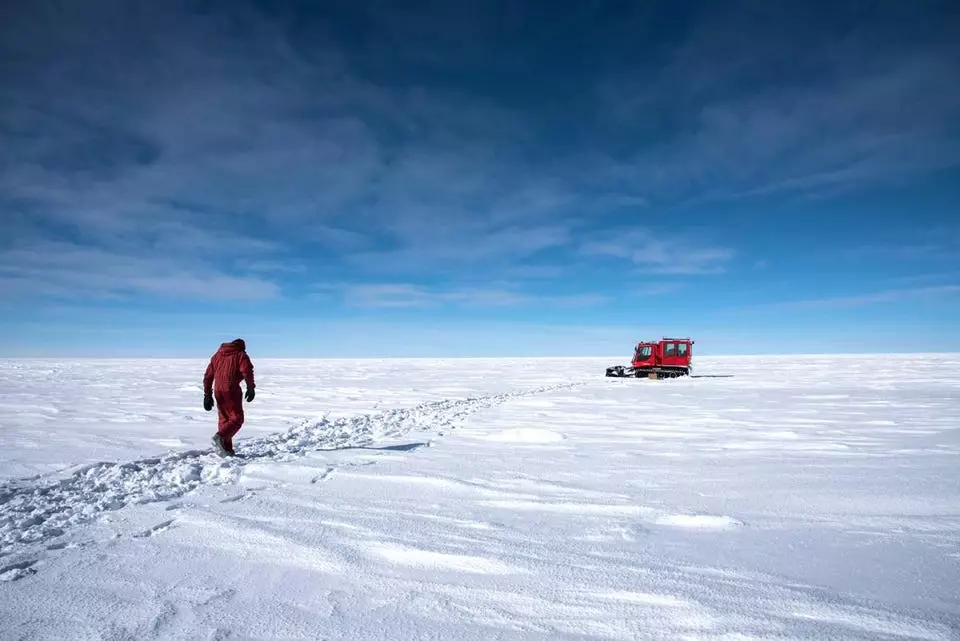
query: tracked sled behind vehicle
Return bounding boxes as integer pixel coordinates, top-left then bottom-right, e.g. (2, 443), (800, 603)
(605, 338), (694, 379)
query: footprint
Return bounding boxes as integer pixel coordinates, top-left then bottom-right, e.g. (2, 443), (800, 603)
(46, 541), (78, 551)
(0, 559), (37, 582)
(219, 491), (254, 504)
(133, 519), (176, 539)
(311, 467), (336, 484)
(45, 540), (92, 551)
(196, 587), (238, 607)
(208, 628), (234, 641)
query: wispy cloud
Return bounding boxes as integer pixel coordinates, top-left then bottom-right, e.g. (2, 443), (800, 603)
(635, 282), (684, 296)
(245, 260), (307, 275)
(848, 245), (943, 260)
(888, 273), (960, 287)
(0, 1), (600, 297)
(504, 265), (568, 280)
(754, 285), (960, 311)
(0, 242), (280, 302)
(581, 228), (735, 275)
(595, 4), (960, 203)
(1, 0), (955, 317)
(349, 223), (576, 277)
(843, 235), (960, 263)
(319, 282), (610, 309)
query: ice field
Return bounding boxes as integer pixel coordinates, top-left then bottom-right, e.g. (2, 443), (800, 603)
(0, 355), (958, 640)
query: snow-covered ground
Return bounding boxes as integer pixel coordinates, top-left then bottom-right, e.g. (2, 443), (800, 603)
(1, 355), (958, 640)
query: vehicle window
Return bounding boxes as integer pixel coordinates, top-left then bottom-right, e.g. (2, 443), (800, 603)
(638, 346), (652, 358)
(678, 343), (688, 357)
(664, 343), (676, 357)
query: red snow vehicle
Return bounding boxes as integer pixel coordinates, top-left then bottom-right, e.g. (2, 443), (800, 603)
(605, 337), (694, 379)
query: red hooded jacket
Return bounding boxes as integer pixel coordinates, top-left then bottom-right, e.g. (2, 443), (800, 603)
(203, 339), (255, 396)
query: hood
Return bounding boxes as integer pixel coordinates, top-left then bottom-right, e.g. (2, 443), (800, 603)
(219, 338), (246, 353)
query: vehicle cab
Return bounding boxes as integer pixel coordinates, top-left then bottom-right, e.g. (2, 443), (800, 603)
(659, 338), (693, 370)
(631, 342), (657, 368)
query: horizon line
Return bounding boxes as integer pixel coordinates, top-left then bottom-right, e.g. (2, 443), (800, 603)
(1, 352), (957, 360)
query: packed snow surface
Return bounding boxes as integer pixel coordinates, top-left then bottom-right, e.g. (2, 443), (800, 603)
(0, 354), (958, 640)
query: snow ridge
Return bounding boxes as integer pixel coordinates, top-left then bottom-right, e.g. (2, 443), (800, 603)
(0, 382), (577, 557)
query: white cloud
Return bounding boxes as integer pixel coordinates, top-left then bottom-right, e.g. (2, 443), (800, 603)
(752, 285), (960, 311)
(0, 2), (594, 293)
(245, 260), (307, 274)
(3, 0), (954, 311)
(635, 282), (684, 296)
(595, 6), (960, 203)
(505, 265), (567, 280)
(581, 228), (734, 275)
(0, 242), (280, 302)
(324, 282), (610, 309)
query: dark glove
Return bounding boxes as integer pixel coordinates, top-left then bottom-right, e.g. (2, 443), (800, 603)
(203, 394), (214, 411)
(245, 388), (255, 403)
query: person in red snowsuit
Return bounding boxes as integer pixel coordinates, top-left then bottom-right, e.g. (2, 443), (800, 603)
(203, 338), (255, 455)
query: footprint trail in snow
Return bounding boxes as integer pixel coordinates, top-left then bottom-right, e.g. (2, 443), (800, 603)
(0, 382), (579, 556)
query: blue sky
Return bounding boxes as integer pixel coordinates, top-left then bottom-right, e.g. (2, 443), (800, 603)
(1, 0), (958, 357)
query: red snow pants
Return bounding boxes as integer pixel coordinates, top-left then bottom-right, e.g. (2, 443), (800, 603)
(215, 387), (245, 451)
